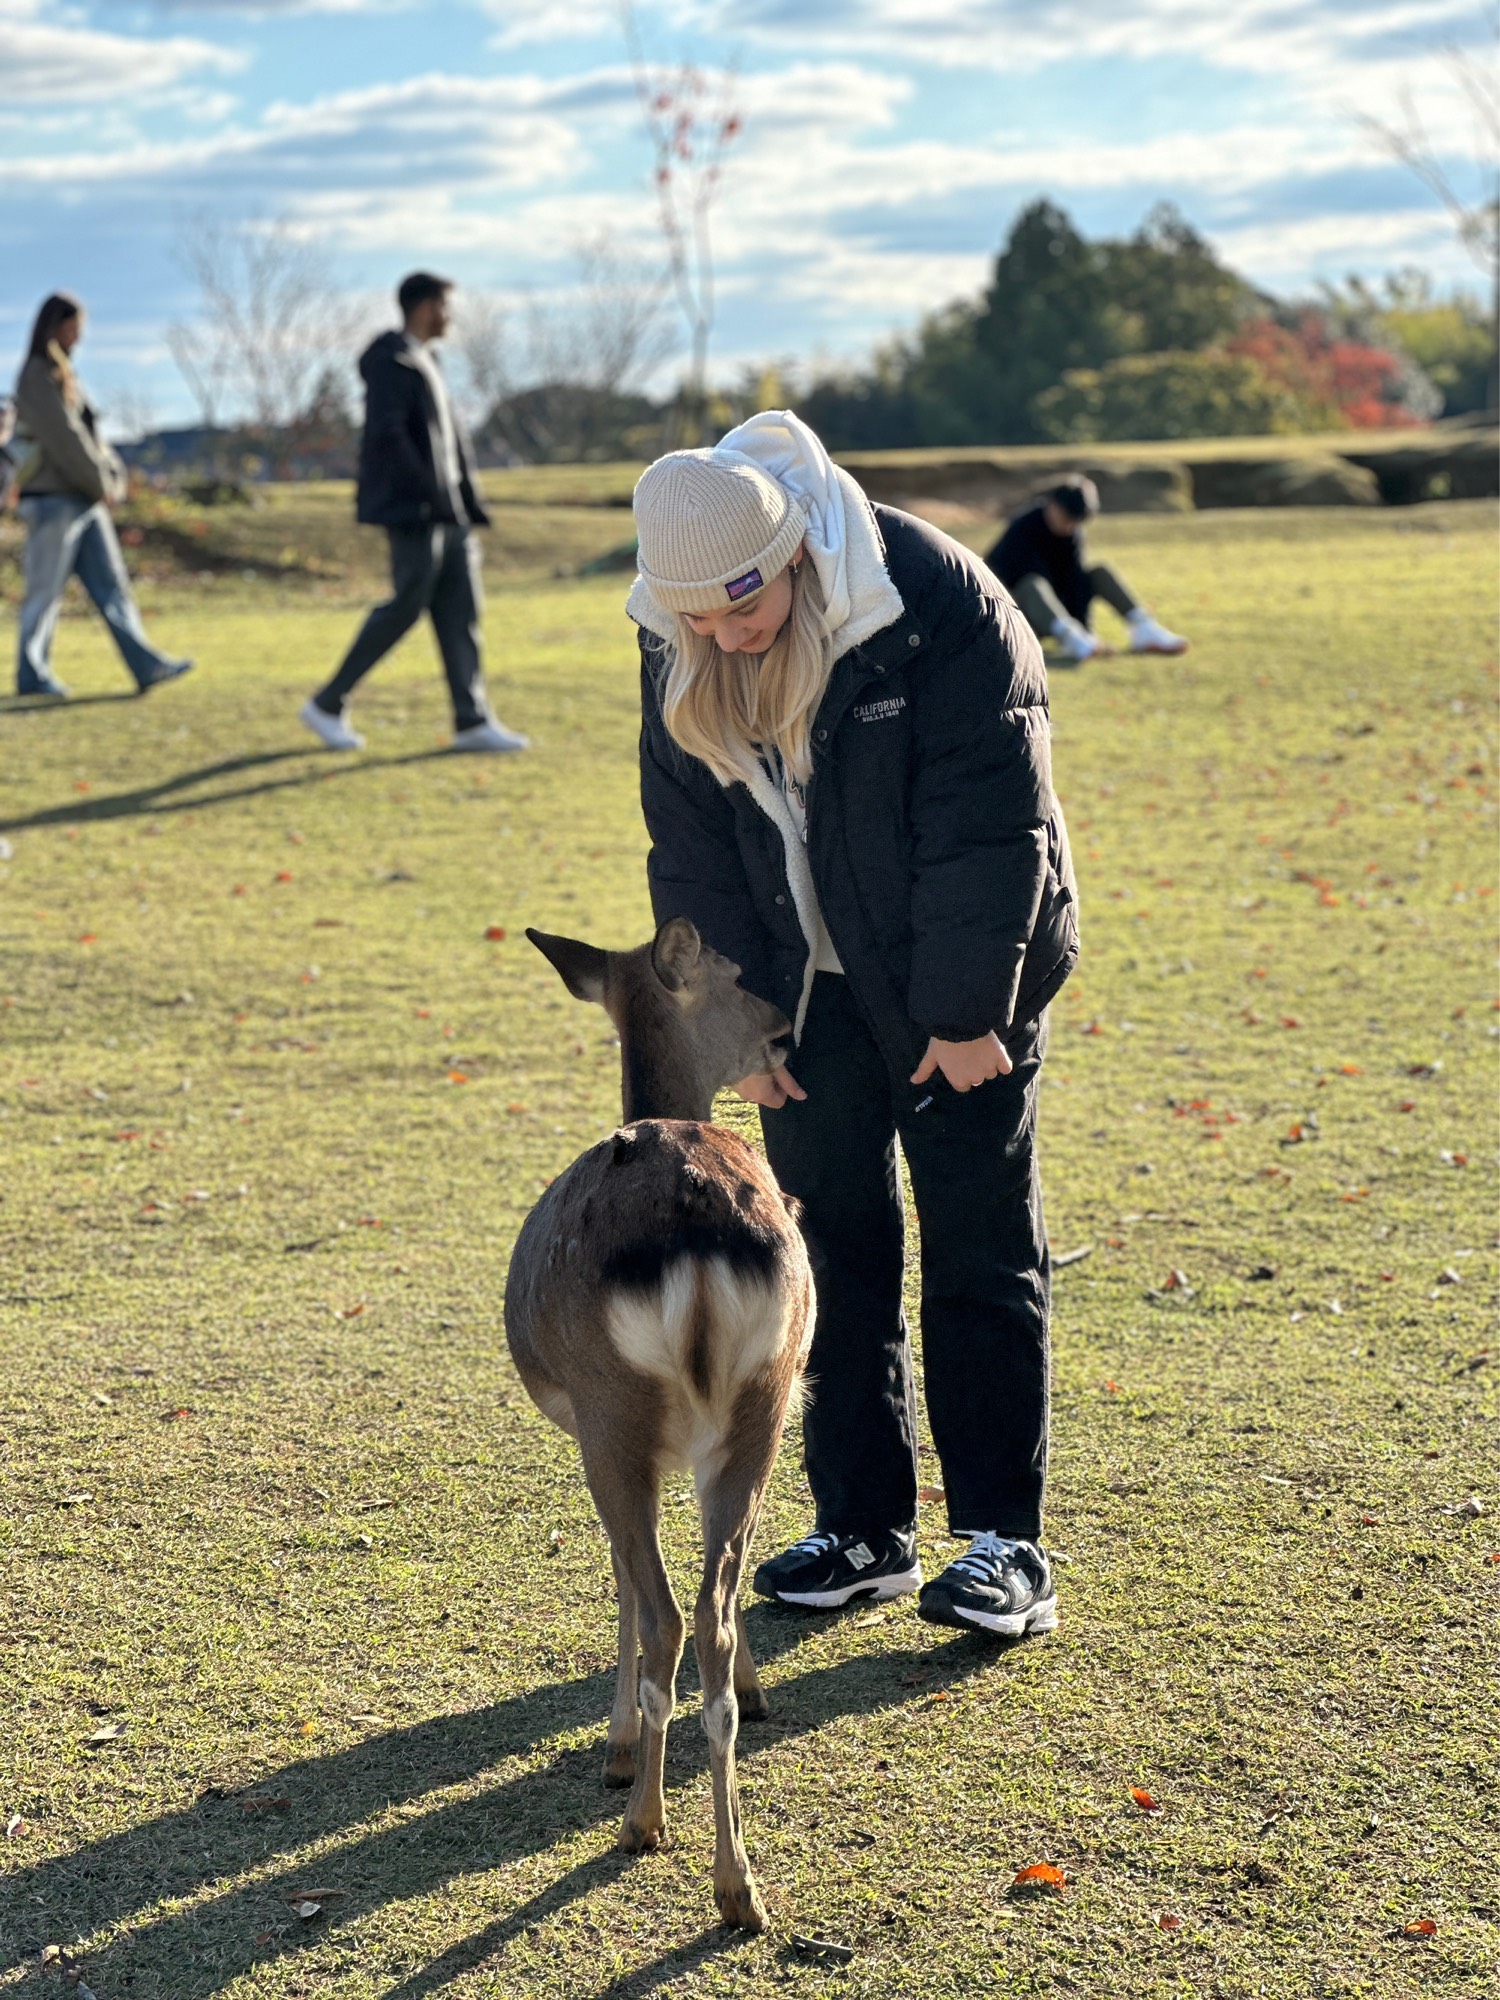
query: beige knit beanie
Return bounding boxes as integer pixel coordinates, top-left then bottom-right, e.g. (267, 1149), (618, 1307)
(633, 448), (807, 612)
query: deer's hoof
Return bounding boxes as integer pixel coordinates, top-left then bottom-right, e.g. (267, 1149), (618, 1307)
(619, 1816), (664, 1855)
(602, 1745), (637, 1788)
(715, 1875), (768, 1932)
(736, 1687), (770, 1723)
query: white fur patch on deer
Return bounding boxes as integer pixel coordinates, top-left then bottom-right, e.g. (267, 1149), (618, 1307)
(505, 919), (813, 1933)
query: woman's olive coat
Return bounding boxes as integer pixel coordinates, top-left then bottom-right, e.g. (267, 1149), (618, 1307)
(638, 504), (1078, 1113)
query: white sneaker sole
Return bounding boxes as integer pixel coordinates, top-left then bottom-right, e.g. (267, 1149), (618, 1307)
(769, 1561), (924, 1610)
(948, 1593), (1059, 1638)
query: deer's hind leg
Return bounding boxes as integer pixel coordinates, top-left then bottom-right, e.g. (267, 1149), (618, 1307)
(603, 1542), (641, 1788)
(583, 1440), (684, 1855)
(695, 1450), (777, 1932)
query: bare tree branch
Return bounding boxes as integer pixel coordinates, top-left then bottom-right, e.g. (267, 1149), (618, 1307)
(619, 0), (742, 442)
(167, 212), (365, 472)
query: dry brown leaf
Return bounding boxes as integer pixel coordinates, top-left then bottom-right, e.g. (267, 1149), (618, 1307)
(348, 1714), (389, 1728)
(1130, 1787), (1162, 1813)
(5, 1813), (26, 1838)
(238, 1795), (290, 1814)
(1157, 1912), (1182, 1931)
(1402, 1918), (1437, 1937)
(84, 1721), (126, 1747)
(917, 1484), (946, 1505)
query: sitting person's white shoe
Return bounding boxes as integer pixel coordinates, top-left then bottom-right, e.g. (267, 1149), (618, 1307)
(1126, 609), (1189, 655)
(1051, 616), (1104, 664)
(452, 718), (529, 754)
(299, 697), (365, 751)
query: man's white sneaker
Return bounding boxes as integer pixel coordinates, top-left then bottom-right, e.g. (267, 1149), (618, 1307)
(452, 719), (529, 754)
(299, 698), (365, 751)
(1052, 618), (1103, 664)
(1127, 612), (1189, 656)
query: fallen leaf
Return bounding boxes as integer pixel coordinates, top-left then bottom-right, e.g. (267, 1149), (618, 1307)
(336, 1302), (367, 1320)
(296, 1719), (319, 1737)
(917, 1484), (946, 1505)
(1162, 1268), (1193, 1294)
(449, 1071), (470, 1085)
(1436, 1267), (1462, 1286)
(1157, 1912), (1182, 1931)
(1130, 1787), (1162, 1813)
(1360, 1513), (1381, 1527)
(484, 925), (506, 940)
(275, 870), (293, 883)
(84, 1721), (127, 1747)
(1012, 1861), (1067, 1891)
(348, 1713), (389, 1728)
(5, 1813), (27, 1838)
(292, 1901), (322, 1921)
(238, 1795), (291, 1814)
(58, 1493), (93, 1508)
(1402, 1918), (1437, 1937)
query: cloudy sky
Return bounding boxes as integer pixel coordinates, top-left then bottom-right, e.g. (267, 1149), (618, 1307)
(2, 0), (1492, 429)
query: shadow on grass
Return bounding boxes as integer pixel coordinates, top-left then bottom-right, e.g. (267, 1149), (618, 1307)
(0, 745), (465, 835)
(1, 1613), (1013, 1997)
(0, 690), (138, 713)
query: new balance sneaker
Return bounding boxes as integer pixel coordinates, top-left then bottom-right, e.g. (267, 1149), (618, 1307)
(918, 1534), (1057, 1637)
(752, 1527), (922, 1610)
(1126, 609), (1189, 656)
(299, 697), (365, 751)
(452, 718), (529, 754)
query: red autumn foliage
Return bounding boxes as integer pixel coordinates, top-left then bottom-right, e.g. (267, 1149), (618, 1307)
(1226, 314), (1421, 430)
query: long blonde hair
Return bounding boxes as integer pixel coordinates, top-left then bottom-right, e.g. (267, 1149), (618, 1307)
(661, 560), (832, 788)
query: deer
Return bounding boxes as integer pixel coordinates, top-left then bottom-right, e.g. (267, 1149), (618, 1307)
(504, 916), (814, 1932)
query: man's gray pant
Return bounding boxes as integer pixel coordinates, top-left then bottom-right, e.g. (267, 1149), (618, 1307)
(315, 523), (487, 730)
(1013, 562), (1138, 641)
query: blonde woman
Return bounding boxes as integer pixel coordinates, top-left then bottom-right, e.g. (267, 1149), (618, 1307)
(13, 292), (191, 698)
(630, 411), (1078, 1638)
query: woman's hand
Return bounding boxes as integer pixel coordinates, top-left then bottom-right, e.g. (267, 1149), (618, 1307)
(733, 1065), (808, 1109)
(911, 1032), (1012, 1093)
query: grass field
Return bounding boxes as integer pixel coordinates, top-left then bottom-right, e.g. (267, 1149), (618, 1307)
(0, 500), (1496, 2000)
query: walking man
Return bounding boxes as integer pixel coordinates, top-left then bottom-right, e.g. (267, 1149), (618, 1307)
(985, 474), (1187, 665)
(300, 272), (527, 753)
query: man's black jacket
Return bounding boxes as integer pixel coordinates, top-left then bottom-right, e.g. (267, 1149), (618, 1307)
(638, 505), (1078, 1108)
(354, 331), (490, 531)
(986, 503), (1090, 623)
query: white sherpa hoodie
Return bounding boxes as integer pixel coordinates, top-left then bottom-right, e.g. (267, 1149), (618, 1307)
(628, 411), (906, 1034)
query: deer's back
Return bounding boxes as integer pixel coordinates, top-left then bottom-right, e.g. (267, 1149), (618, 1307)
(505, 1120), (810, 1451)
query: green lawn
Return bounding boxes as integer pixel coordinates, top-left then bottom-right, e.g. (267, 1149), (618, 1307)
(0, 501), (1496, 2000)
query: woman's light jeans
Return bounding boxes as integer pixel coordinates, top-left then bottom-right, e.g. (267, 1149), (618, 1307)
(16, 494), (175, 693)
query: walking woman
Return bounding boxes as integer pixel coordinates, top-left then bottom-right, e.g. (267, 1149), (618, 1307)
(630, 411), (1078, 1637)
(13, 293), (191, 698)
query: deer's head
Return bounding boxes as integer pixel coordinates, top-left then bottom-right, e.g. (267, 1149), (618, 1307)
(528, 918), (791, 1123)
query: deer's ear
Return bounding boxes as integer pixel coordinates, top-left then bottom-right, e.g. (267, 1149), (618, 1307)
(527, 928), (608, 1005)
(651, 916), (702, 993)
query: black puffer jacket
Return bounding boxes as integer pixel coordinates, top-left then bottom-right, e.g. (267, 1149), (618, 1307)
(638, 505), (1078, 1109)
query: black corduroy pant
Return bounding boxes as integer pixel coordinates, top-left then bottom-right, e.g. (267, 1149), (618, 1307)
(760, 973), (1051, 1543)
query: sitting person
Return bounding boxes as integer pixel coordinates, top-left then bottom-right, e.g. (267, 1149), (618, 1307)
(985, 474), (1186, 664)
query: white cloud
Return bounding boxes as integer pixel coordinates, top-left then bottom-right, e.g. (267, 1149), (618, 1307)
(0, 0), (239, 101)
